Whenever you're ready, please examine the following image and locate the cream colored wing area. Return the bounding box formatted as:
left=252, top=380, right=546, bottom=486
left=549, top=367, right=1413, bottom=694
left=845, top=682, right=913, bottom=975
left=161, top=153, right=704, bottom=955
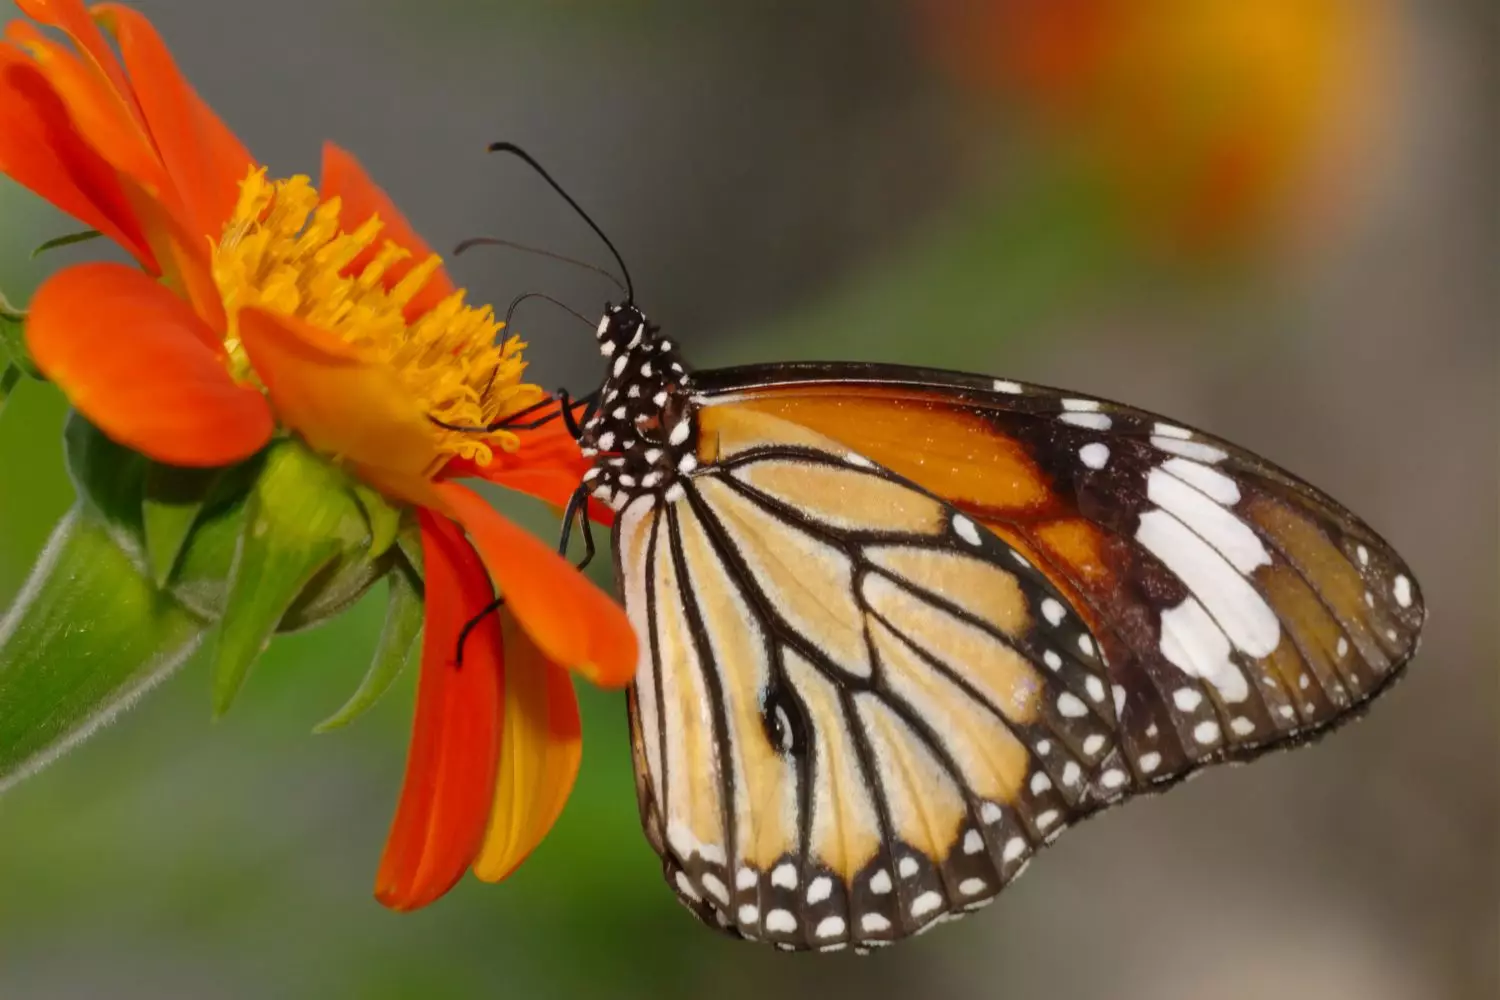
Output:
left=730, top=459, right=947, bottom=535
left=672, top=501, right=800, bottom=877
left=694, top=475, right=872, bottom=680
left=650, top=500, right=728, bottom=879
left=617, top=496, right=664, bottom=804
left=621, top=452, right=1142, bottom=951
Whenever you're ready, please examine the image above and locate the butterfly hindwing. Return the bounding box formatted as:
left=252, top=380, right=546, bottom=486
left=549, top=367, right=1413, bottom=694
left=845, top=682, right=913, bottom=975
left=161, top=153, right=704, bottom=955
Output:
left=615, top=419, right=1190, bottom=951
left=584, top=312, right=1423, bottom=953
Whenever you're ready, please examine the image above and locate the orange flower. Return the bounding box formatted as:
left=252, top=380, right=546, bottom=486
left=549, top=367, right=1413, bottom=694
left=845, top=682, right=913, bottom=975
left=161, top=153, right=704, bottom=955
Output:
left=921, top=0, right=1391, bottom=251
left=0, top=0, right=636, bottom=909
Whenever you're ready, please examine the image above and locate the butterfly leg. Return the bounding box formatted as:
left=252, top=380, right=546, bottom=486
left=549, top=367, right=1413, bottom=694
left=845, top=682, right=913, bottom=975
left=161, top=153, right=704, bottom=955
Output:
left=453, top=483, right=596, bottom=665
left=428, top=388, right=599, bottom=434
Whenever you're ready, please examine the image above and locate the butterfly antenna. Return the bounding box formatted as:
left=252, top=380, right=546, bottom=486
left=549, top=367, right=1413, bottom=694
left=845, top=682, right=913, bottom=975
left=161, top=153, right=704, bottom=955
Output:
left=482, top=291, right=596, bottom=402
left=454, top=235, right=627, bottom=297
left=487, top=141, right=635, bottom=304
left=503, top=290, right=594, bottom=332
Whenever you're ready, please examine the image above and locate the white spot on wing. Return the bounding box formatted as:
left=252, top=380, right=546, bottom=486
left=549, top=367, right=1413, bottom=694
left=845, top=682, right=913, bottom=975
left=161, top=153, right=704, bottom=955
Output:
left=1162, top=457, right=1241, bottom=505
left=1136, top=510, right=1280, bottom=657
left=1158, top=597, right=1251, bottom=702
left=959, top=878, right=987, bottom=896
left=869, top=870, right=892, bottom=895
left=806, top=877, right=832, bottom=904
left=898, top=856, right=919, bottom=879
left=1002, top=837, right=1026, bottom=863
left=1082, top=733, right=1105, bottom=756
left=953, top=514, right=983, bottom=546
left=738, top=904, right=758, bottom=925
left=964, top=829, right=985, bottom=854
left=1061, top=412, right=1112, bottom=431
left=815, top=916, right=846, bottom=939
left=992, top=379, right=1023, bottom=394
left=771, top=864, right=797, bottom=889
left=1173, top=687, right=1204, bottom=712
left=1393, top=574, right=1412, bottom=608
left=1062, top=398, right=1101, bottom=411
left=1147, top=468, right=1269, bottom=574
left=862, top=912, right=891, bottom=933
left=1152, top=436, right=1229, bottom=463
left=1041, top=598, right=1066, bottom=626
left=1139, top=751, right=1162, bottom=773
left=1057, top=692, right=1088, bottom=718
left=766, top=909, right=797, bottom=934
left=1193, top=720, right=1222, bottom=745
left=1079, top=442, right=1110, bottom=469
left=911, top=891, right=943, bottom=917
left=737, top=867, right=757, bottom=890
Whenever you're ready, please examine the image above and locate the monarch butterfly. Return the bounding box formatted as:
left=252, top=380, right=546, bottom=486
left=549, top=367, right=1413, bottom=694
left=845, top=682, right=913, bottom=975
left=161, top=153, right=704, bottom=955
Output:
left=468, top=146, right=1424, bottom=955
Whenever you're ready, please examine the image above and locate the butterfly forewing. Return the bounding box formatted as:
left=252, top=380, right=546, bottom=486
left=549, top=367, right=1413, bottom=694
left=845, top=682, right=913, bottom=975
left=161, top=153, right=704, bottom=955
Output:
left=587, top=318, right=1423, bottom=953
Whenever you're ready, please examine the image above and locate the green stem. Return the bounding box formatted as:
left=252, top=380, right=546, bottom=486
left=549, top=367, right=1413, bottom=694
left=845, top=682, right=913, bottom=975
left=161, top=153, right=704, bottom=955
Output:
left=0, top=505, right=206, bottom=789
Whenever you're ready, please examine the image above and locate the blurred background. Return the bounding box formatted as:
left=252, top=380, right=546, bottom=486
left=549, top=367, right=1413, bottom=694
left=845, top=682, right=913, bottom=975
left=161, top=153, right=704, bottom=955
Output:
left=0, top=0, right=1494, bottom=997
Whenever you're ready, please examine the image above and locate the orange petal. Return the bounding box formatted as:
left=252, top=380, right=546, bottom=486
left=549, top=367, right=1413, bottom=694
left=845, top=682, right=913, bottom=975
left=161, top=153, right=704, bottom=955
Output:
left=95, top=3, right=253, bottom=241
left=473, top=607, right=582, bottom=883
left=376, top=510, right=503, bottom=911
left=320, top=142, right=455, bottom=320
left=0, top=49, right=154, bottom=268
left=26, top=263, right=272, bottom=466
left=5, top=22, right=166, bottom=200
left=15, top=0, right=137, bottom=111
left=234, top=307, right=443, bottom=496
left=427, top=481, right=637, bottom=689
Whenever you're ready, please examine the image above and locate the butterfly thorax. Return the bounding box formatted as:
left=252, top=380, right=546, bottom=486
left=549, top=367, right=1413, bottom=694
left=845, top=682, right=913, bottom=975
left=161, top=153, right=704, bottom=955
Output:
left=579, top=303, right=696, bottom=512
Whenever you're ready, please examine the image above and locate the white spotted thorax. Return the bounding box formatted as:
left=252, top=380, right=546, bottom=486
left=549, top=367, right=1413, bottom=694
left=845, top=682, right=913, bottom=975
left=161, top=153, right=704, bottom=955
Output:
left=580, top=303, right=694, bottom=512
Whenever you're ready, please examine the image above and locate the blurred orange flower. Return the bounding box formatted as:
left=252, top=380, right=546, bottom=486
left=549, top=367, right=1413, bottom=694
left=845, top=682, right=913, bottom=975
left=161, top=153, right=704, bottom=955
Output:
left=922, top=0, right=1391, bottom=252
left=0, top=0, right=635, bottom=910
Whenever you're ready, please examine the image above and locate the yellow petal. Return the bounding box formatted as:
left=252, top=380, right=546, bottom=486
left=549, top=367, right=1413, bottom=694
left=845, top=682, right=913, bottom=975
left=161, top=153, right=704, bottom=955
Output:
left=472, top=607, right=583, bottom=883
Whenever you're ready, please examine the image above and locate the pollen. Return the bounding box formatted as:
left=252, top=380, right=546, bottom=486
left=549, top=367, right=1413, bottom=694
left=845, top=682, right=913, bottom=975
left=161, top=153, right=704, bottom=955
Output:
left=212, top=167, right=544, bottom=466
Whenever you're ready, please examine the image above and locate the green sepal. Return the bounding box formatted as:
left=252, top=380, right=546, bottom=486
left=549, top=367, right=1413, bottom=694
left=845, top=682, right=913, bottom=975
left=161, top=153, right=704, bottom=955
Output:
left=0, top=291, right=39, bottom=379
left=31, top=229, right=103, bottom=258
left=62, top=410, right=150, bottom=564
left=313, top=554, right=424, bottom=733
left=351, top=482, right=402, bottom=560
left=0, top=505, right=205, bottom=788
left=211, top=440, right=371, bottom=716
left=142, top=464, right=223, bottom=587
left=0, top=363, right=19, bottom=419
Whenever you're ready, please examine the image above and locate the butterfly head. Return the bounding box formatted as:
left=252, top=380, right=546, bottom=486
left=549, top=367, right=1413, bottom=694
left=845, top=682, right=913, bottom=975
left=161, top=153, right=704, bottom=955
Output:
left=580, top=303, right=695, bottom=510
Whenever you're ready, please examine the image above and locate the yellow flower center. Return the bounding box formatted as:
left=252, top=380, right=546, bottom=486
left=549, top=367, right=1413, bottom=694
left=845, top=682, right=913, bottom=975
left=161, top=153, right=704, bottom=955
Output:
left=211, top=168, right=544, bottom=467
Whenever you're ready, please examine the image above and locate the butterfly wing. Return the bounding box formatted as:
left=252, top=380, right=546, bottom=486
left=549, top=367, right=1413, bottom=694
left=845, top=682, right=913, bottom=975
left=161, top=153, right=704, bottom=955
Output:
left=613, top=362, right=1423, bottom=953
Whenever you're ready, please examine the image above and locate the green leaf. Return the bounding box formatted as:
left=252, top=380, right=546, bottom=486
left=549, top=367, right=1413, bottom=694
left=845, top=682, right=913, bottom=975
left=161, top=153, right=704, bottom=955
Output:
left=313, top=556, right=423, bottom=733
left=142, top=464, right=223, bottom=587
left=31, top=229, right=103, bottom=258
left=211, top=441, right=369, bottom=716
left=0, top=505, right=205, bottom=789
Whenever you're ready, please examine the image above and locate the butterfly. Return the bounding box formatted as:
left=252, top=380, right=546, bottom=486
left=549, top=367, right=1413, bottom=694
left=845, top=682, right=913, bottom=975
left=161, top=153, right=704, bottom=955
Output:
left=466, top=145, right=1425, bottom=955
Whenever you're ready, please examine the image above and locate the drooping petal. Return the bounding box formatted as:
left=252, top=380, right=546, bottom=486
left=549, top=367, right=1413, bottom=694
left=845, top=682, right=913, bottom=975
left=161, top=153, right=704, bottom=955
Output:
left=27, top=263, right=272, bottom=466
left=235, top=307, right=444, bottom=496
left=473, top=608, right=582, bottom=883
left=376, top=509, right=503, bottom=911
left=94, top=3, right=253, bottom=241
left=320, top=142, right=455, bottom=320
left=14, top=0, right=137, bottom=111
left=427, top=481, right=637, bottom=689
left=5, top=21, right=167, bottom=200
left=0, top=48, right=154, bottom=268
